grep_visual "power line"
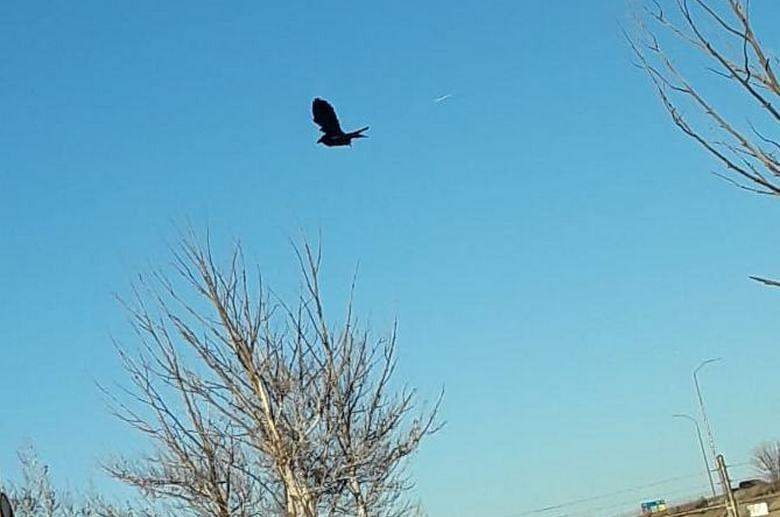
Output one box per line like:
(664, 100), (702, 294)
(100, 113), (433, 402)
(503, 471), (705, 517)
(502, 460), (753, 517)
(590, 484), (713, 515)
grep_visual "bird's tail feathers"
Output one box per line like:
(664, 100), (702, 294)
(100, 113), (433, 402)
(348, 126), (369, 138)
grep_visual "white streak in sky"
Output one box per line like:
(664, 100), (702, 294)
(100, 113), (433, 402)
(433, 94), (453, 103)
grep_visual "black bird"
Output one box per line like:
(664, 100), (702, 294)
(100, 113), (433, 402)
(1, 492), (14, 517)
(312, 98), (368, 147)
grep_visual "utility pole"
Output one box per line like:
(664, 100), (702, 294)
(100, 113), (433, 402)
(673, 414), (716, 497)
(716, 454), (740, 517)
(692, 358), (739, 517)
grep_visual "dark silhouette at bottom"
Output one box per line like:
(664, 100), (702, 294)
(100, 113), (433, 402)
(1, 492), (14, 517)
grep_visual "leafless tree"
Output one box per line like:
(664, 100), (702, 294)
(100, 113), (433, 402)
(103, 235), (442, 517)
(2, 446), (147, 517)
(4, 446), (72, 517)
(627, 0), (779, 195)
(752, 441), (780, 482)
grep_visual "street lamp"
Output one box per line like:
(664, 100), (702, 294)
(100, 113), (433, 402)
(692, 358), (741, 517)
(673, 413), (717, 496)
(693, 357), (722, 460)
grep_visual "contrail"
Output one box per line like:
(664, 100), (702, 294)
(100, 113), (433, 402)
(433, 94), (452, 103)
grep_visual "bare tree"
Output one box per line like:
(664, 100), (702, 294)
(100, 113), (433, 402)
(5, 446), (71, 517)
(752, 441), (780, 482)
(627, 0), (779, 195)
(2, 446), (146, 517)
(104, 235), (442, 517)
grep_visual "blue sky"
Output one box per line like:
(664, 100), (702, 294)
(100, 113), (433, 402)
(2, 1), (780, 516)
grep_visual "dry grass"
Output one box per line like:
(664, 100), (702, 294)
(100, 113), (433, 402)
(659, 481), (780, 517)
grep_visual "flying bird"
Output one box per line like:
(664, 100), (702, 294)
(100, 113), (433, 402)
(312, 98), (368, 147)
(433, 94), (452, 103)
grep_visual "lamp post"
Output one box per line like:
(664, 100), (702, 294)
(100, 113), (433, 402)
(692, 358), (740, 517)
(673, 413), (717, 497)
(693, 357), (722, 459)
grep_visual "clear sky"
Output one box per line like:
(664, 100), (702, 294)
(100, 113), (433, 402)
(2, 1), (780, 516)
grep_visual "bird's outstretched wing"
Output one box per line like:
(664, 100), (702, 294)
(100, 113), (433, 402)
(312, 98), (343, 135)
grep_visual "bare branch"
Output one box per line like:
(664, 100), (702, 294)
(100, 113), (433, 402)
(628, 0), (780, 194)
(748, 275), (780, 288)
(105, 233), (442, 516)
(753, 441), (780, 482)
